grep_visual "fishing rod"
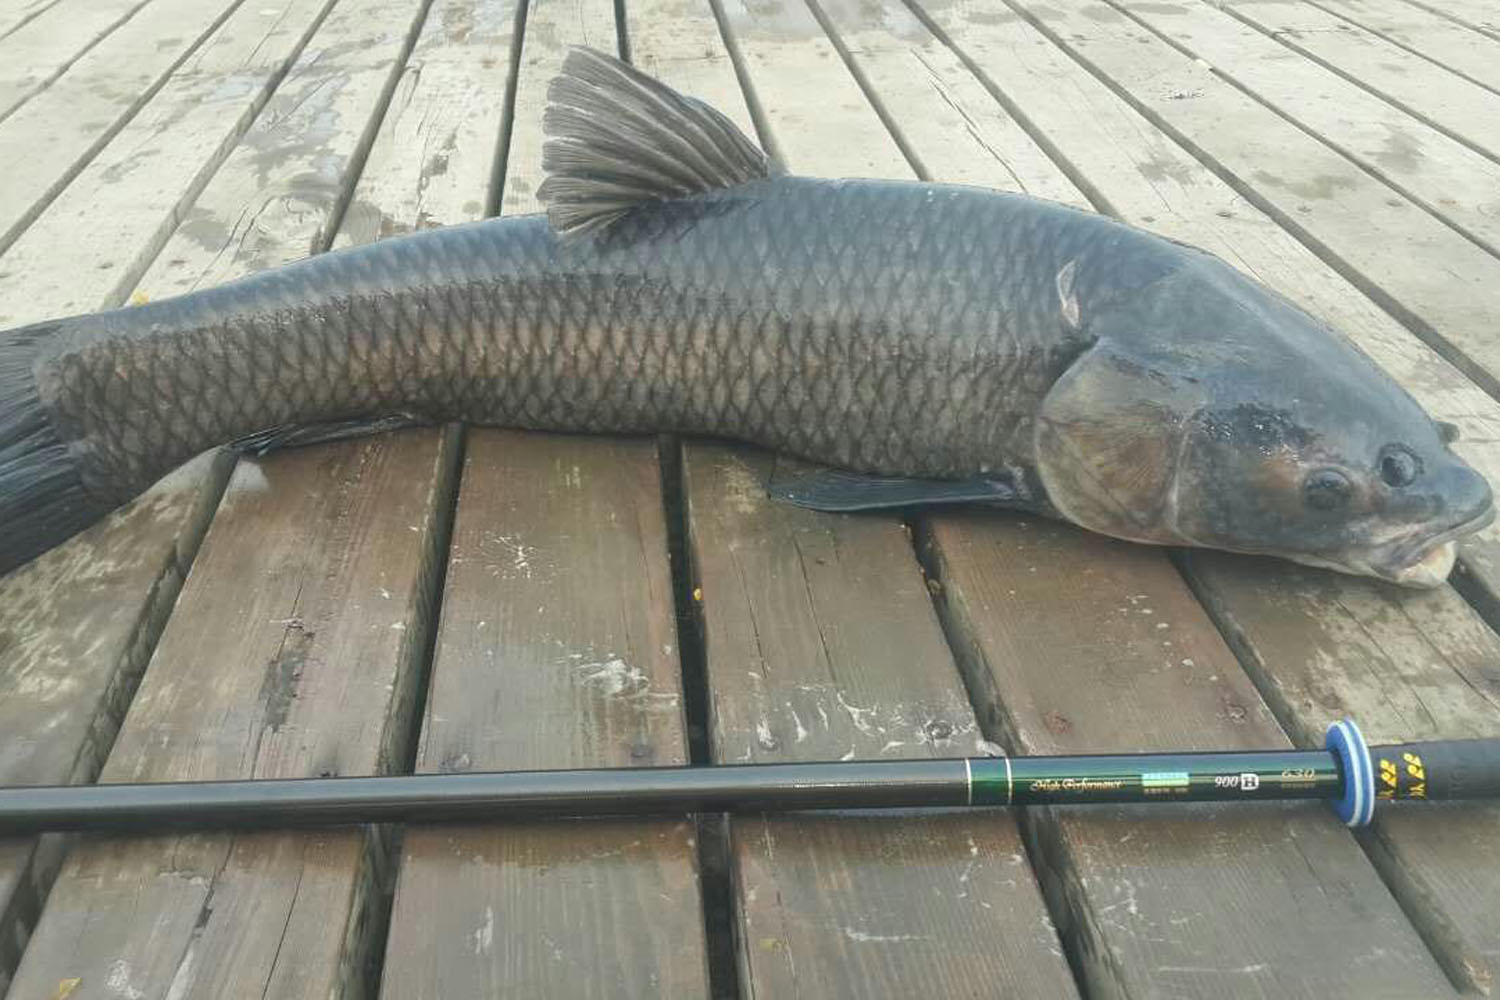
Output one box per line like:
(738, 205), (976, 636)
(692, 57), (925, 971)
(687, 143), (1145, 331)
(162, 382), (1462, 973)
(0, 720), (1494, 835)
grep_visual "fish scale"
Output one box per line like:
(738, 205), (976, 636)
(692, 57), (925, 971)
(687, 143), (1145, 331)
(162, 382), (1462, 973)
(1, 46), (1489, 587)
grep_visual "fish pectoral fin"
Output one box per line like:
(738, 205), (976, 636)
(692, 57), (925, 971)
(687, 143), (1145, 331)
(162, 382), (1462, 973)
(229, 413), (430, 456)
(536, 47), (771, 237)
(768, 465), (1028, 512)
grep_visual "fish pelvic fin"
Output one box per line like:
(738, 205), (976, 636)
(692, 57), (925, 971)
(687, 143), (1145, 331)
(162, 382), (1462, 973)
(538, 46), (770, 237)
(0, 323), (115, 579)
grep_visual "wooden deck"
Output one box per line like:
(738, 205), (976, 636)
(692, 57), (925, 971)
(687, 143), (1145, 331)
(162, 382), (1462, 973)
(0, 0), (1498, 995)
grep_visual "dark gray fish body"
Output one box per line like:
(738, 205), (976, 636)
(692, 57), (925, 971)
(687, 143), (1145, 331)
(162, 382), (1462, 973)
(0, 48), (1491, 585)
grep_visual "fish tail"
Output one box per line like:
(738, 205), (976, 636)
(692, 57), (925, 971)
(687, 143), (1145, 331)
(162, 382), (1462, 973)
(0, 324), (111, 578)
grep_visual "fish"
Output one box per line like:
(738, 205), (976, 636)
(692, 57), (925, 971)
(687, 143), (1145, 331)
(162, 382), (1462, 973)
(0, 47), (1491, 587)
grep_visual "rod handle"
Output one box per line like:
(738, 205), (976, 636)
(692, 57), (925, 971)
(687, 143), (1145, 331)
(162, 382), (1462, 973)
(1370, 739), (1500, 803)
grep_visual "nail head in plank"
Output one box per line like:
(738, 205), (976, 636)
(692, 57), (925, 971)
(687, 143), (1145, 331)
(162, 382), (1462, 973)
(686, 444), (1077, 997)
(921, 513), (1457, 997)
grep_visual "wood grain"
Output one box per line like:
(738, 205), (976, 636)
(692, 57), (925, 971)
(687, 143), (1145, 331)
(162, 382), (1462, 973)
(381, 432), (709, 998)
(0, 0), (149, 119)
(921, 514), (1457, 998)
(1181, 550), (1500, 995)
(1309, 0), (1500, 93)
(685, 446), (1077, 997)
(908, 3), (1500, 986)
(1120, 0), (1500, 250)
(0, 0), (243, 253)
(6, 430), (460, 1000)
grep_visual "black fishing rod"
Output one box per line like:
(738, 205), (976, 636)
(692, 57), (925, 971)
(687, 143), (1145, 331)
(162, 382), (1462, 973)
(0, 720), (1495, 835)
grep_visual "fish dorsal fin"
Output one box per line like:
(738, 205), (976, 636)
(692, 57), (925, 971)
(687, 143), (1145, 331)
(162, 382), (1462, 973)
(538, 46), (770, 236)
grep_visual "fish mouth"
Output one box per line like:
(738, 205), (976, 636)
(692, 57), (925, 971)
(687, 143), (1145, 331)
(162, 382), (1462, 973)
(1279, 502), (1495, 588)
(1374, 503), (1496, 588)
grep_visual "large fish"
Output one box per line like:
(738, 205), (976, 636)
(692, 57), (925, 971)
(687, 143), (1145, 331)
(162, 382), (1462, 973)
(0, 48), (1491, 586)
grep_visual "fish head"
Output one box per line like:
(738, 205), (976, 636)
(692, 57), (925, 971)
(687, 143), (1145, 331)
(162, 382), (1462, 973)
(1034, 256), (1493, 588)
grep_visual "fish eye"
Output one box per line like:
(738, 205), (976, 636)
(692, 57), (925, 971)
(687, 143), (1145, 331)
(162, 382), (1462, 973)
(1379, 446), (1421, 488)
(1305, 469), (1352, 510)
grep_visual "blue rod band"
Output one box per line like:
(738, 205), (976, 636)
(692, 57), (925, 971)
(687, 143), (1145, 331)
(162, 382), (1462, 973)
(1326, 718), (1375, 827)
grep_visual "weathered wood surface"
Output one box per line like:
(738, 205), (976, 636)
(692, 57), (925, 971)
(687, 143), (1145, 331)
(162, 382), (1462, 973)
(1120, 0), (1500, 250)
(495, 0), (618, 217)
(1181, 551), (1500, 995)
(921, 516), (1456, 998)
(0, 0), (341, 978)
(0, 0), (148, 119)
(4, 0), (446, 996)
(375, 2), (710, 994)
(1221, 0), (1500, 160)
(1309, 0), (1500, 93)
(382, 433), (709, 998)
(1402, 0), (1500, 42)
(7, 431), (458, 1000)
(0, 0), (243, 253)
(684, 446), (1077, 997)
(333, 0), (519, 248)
(0, 0), (336, 326)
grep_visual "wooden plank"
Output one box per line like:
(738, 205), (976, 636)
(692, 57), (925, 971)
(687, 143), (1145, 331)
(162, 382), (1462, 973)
(0, 0), (334, 983)
(685, 447), (1078, 996)
(0, 0), (244, 253)
(4, 0), (444, 995)
(624, 0), (757, 139)
(1218, 0), (1500, 164)
(985, 0), (1500, 485)
(920, 515), (1457, 998)
(0, 0), (335, 325)
(0, 0), (150, 120)
(381, 433), (709, 998)
(714, 0), (910, 176)
(1180, 553), (1500, 994)
(813, 0), (1087, 202)
(6, 430), (458, 1000)
(0, 0), (62, 44)
(333, 0), (520, 249)
(1309, 0), (1500, 94)
(496, 0), (617, 216)
(911, 3), (1500, 988)
(1403, 0), (1500, 43)
(680, 7), (1077, 990)
(134, 0), (426, 297)
(375, 2), (709, 994)
(1115, 0), (1500, 257)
